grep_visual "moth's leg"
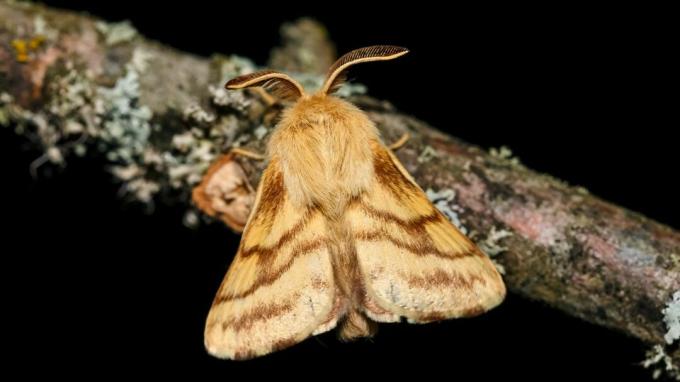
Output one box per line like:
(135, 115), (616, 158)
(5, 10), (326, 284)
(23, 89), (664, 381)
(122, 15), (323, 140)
(388, 132), (410, 151)
(230, 147), (266, 161)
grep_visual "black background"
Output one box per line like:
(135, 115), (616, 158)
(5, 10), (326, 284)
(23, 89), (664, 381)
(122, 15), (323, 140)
(5, 1), (676, 380)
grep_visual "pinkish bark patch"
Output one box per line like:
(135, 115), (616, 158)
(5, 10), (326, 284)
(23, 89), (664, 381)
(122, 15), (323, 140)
(59, 29), (104, 74)
(452, 171), (487, 213)
(581, 234), (618, 260)
(496, 204), (569, 247)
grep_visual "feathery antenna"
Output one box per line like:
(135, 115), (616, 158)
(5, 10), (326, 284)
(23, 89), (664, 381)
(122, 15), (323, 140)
(321, 45), (409, 95)
(225, 70), (305, 101)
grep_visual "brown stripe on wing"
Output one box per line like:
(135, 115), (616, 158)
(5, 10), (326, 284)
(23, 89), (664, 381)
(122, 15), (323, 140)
(347, 196), (480, 260)
(372, 143), (420, 197)
(404, 269), (489, 289)
(248, 165), (285, 225)
(212, 159), (328, 303)
(355, 200), (443, 230)
(214, 238), (328, 303)
(240, 209), (317, 260)
(220, 299), (295, 332)
(354, 230), (480, 260)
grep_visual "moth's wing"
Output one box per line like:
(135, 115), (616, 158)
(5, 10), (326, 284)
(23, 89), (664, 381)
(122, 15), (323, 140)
(349, 143), (506, 323)
(204, 157), (342, 360)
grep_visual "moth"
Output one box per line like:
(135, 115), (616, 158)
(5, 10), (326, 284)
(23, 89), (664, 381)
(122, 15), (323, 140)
(203, 46), (506, 360)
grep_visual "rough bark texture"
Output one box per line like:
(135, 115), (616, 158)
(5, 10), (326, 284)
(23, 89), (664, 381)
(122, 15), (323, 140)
(1, 1), (678, 372)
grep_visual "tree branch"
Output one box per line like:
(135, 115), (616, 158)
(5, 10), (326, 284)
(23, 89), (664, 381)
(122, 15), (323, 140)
(1, 1), (678, 372)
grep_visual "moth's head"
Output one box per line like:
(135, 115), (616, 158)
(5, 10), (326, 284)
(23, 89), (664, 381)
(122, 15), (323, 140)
(224, 45), (408, 108)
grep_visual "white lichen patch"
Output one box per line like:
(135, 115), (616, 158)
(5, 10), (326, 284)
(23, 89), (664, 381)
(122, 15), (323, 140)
(171, 131), (196, 153)
(218, 55), (256, 83)
(5, 54), (274, 222)
(489, 145), (522, 167)
(479, 226), (513, 257)
(0, 93), (13, 126)
(95, 20), (138, 45)
(3, 64), (99, 174)
(478, 227), (513, 274)
(335, 82), (368, 98)
(47, 63), (96, 134)
(183, 209), (200, 228)
(418, 145), (439, 164)
(33, 15), (58, 40)
(111, 163), (142, 181)
(129, 47), (153, 73)
(123, 177), (160, 204)
(643, 344), (680, 380)
(184, 104), (215, 124)
(254, 125), (268, 140)
(426, 188), (467, 234)
(209, 85), (250, 112)
(664, 290), (680, 345)
(263, 71), (367, 98)
(95, 67), (152, 164)
(164, 129), (217, 189)
(46, 146), (63, 164)
(641, 291), (680, 380)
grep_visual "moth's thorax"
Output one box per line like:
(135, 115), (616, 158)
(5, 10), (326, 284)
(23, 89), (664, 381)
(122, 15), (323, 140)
(267, 95), (379, 215)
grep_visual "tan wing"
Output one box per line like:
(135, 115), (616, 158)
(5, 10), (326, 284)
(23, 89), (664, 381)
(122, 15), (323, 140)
(348, 142), (506, 323)
(204, 157), (342, 360)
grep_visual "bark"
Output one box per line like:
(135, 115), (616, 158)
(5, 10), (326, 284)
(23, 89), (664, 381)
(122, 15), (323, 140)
(1, 1), (678, 370)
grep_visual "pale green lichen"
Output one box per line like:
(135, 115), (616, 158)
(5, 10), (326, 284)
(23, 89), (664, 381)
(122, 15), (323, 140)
(183, 209), (200, 228)
(334, 82), (367, 98)
(183, 104), (215, 124)
(164, 124), (216, 189)
(2, 61), (99, 174)
(4, 50), (362, 220)
(0, 93), (12, 126)
(642, 291), (680, 380)
(477, 227), (513, 274)
(670, 253), (680, 269)
(489, 145), (522, 167)
(93, 56), (162, 202)
(95, 65), (152, 163)
(254, 125), (268, 140)
(33, 14), (58, 40)
(129, 48), (153, 73)
(95, 20), (138, 45)
(418, 145), (439, 163)
(643, 345), (680, 380)
(426, 188), (467, 234)
(285, 72), (367, 98)
(209, 85), (250, 112)
(664, 290), (680, 344)
(479, 226), (513, 257)
(217, 55), (257, 83)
